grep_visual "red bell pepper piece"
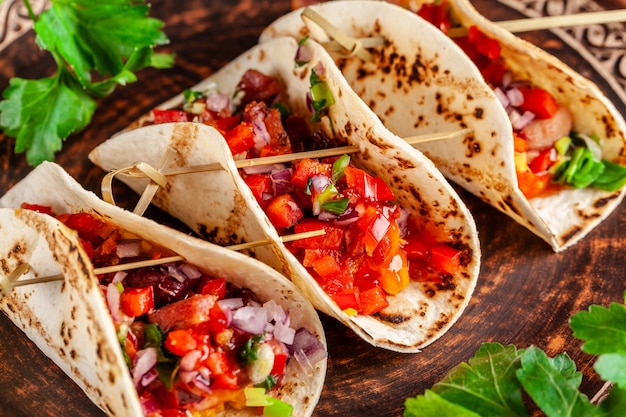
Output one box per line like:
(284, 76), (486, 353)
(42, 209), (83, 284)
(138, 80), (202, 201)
(20, 203), (53, 215)
(224, 121), (256, 155)
(519, 87), (559, 119)
(206, 351), (230, 375)
(517, 170), (552, 198)
(152, 109), (191, 124)
(331, 289), (360, 311)
(268, 339), (288, 375)
(243, 174), (273, 204)
(292, 218), (344, 250)
(529, 148), (556, 173)
(344, 166), (394, 202)
(265, 194), (304, 228)
(164, 329), (198, 357)
(290, 158), (332, 189)
(199, 277), (227, 299)
(358, 286), (389, 316)
(120, 286), (155, 318)
(429, 243), (462, 275)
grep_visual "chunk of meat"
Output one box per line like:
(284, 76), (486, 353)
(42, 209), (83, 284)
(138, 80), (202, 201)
(148, 294), (215, 331)
(521, 106), (573, 150)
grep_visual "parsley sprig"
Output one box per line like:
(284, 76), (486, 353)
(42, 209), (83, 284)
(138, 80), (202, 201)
(0, 0), (174, 166)
(404, 294), (626, 416)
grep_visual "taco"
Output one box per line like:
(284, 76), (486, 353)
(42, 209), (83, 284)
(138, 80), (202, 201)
(0, 161), (327, 417)
(89, 36), (480, 352)
(259, 0), (626, 251)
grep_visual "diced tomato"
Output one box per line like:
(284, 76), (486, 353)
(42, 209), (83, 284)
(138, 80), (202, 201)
(355, 205), (391, 256)
(147, 410), (188, 417)
(290, 158), (332, 189)
(199, 277), (227, 299)
(519, 87), (559, 119)
(211, 370), (239, 390)
(430, 243), (462, 275)
(57, 212), (105, 241)
(358, 286), (389, 316)
(292, 218), (344, 250)
(164, 329), (198, 356)
(528, 148), (556, 173)
(517, 170), (552, 198)
(79, 238), (95, 260)
(124, 331), (139, 361)
(224, 121), (256, 155)
(369, 222), (401, 271)
(402, 238), (429, 261)
(208, 115), (241, 135)
(514, 133), (529, 153)
(244, 174), (273, 204)
(152, 109), (191, 124)
(331, 289), (360, 311)
(268, 339), (288, 375)
(265, 194), (304, 228)
(417, 0), (452, 33)
(20, 203), (53, 215)
(344, 166), (394, 201)
(302, 248), (340, 267)
(206, 351), (230, 375)
(120, 286), (155, 317)
(310, 254), (342, 280)
(206, 303), (228, 337)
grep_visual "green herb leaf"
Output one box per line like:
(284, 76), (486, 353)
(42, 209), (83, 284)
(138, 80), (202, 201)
(404, 390), (482, 417)
(238, 335), (263, 366)
(332, 154), (350, 183)
(309, 68), (335, 122)
(516, 346), (600, 417)
(0, 0), (173, 166)
(431, 342), (528, 417)
(0, 71), (96, 166)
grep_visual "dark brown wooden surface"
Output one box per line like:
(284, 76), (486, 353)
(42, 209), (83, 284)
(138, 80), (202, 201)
(1, 1), (625, 416)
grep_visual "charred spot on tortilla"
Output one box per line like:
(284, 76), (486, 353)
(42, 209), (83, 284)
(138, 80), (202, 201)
(473, 107), (484, 119)
(562, 227), (582, 244)
(594, 193), (620, 208)
(374, 311), (409, 324)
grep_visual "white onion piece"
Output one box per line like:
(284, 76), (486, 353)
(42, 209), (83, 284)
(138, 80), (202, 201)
(111, 271), (127, 284)
(206, 92), (230, 114)
(273, 320), (296, 345)
(218, 297), (244, 311)
(106, 283), (122, 324)
(511, 110), (536, 131)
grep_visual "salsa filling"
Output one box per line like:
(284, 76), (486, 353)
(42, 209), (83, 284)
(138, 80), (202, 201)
(146, 65), (466, 317)
(21, 203), (325, 417)
(413, 0), (626, 198)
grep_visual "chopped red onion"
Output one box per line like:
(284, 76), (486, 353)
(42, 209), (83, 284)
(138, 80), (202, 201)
(332, 207), (359, 227)
(242, 163), (287, 175)
(111, 271), (127, 284)
(206, 92), (230, 114)
(273, 320), (296, 345)
(166, 263), (187, 283)
(271, 168), (294, 195)
(506, 87), (524, 107)
(132, 347), (157, 387)
(510, 110), (536, 131)
(289, 328), (326, 369)
(313, 61), (326, 78)
(106, 283), (122, 324)
(180, 350), (202, 372)
(218, 297), (244, 311)
(295, 43), (312, 64)
(317, 211), (338, 221)
(493, 87), (510, 108)
(232, 305), (267, 335)
(179, 263), (202, 280)
(116, 240), (141, 259)
(263, 299), (286, 324)
(140, 368), (159, 387)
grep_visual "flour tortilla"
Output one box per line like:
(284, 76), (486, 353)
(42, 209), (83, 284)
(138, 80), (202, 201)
(259, 0), (626, 251)
(89, 36), (480, 352)
(0, 161), (327, 417)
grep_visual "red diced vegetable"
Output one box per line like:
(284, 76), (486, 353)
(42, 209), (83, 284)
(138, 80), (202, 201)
(529, 148), (556, 173)
(265, 194), (304, 228)
(20, 203), (53, 215)
(292, 218), (344, 250)
(244, 174), (273, 204)
(430, 244), (462, 275)
(200, 277), (227, 299)
(290, 158), (332, 188)
(519, 87), (559, 119)
(269, 339), (288, 375)
(120, 286), (155, 317)
(344, 166), (394, 201)
(152, 109), (191, 124)
(331, 289), (360, 311)
(164, 329), (197, 356)
(358, 286), (389, 316)
(224, 121), (256, 155)
(206, 351), (230, 375)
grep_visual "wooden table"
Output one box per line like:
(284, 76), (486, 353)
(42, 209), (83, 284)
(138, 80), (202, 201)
(1, 0), (624, 415)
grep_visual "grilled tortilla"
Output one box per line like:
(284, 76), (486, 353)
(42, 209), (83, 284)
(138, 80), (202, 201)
(89, 36), (480, 353)
(0, 161), (327, 416)
(260, 0), (626, 251)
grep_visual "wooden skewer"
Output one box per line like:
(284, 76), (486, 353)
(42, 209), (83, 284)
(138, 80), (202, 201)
(3, 230), (325, 291)
(447, 9), (626, 38)
(115, 128), (472, 179)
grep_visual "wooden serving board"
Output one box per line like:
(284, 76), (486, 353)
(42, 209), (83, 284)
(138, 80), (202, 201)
(0, 0), (624, 415)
